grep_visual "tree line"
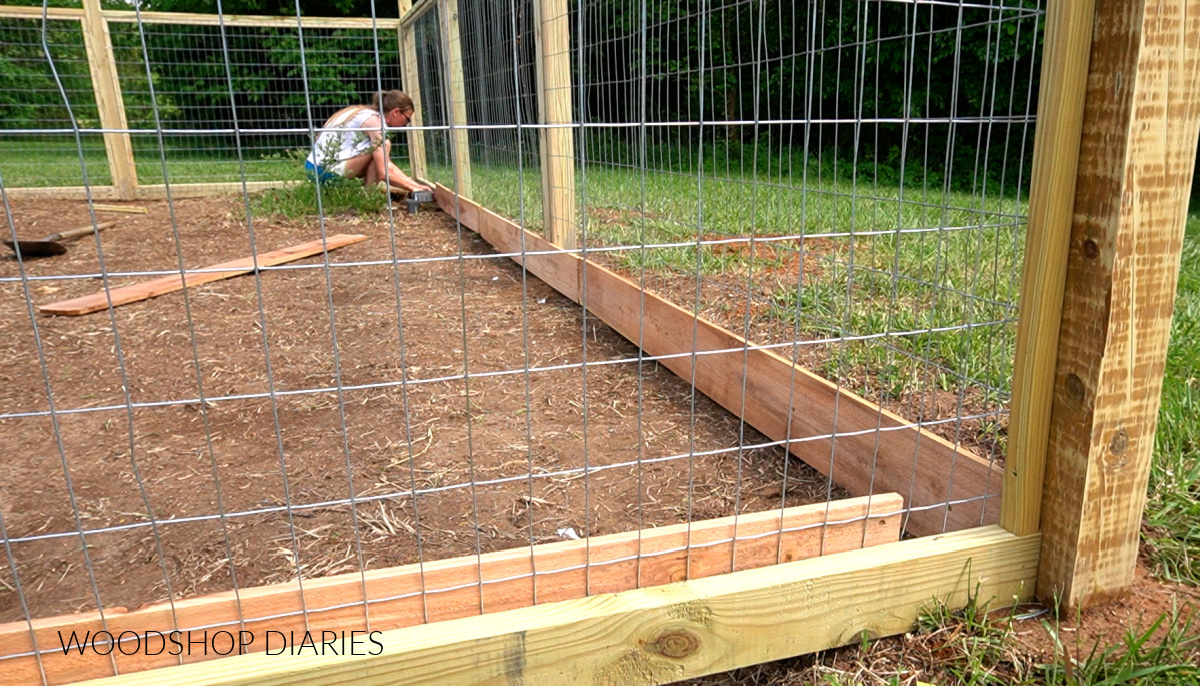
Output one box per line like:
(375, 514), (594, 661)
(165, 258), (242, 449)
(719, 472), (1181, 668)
(0, 0), (1044, 193)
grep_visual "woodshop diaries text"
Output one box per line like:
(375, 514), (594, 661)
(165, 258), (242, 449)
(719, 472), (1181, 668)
(55, 629), (385, 657)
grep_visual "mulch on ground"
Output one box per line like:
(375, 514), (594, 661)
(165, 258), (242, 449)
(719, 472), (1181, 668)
(0, 196), (834, 621)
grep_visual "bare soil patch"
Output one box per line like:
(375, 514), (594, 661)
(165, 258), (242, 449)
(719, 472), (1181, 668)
(0, 196), (836, 622)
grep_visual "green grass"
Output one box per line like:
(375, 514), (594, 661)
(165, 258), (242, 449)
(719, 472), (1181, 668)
(250, 174), (390, 219)
(1146, 214), (1200, 586)
(456, 158), (1024, 406)
(1039, 605), (1199, 685)
(912, 592), (1199, 686)
(0, 137), (296, 187)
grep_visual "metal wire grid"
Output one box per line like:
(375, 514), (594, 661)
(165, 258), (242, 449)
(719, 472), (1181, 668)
(0, 16), (108, 188)
(559, 0), (1039, 459)
(0, 14), (409, 187)
(0, 0), (1041, 678)
(108, 21), (407, 185)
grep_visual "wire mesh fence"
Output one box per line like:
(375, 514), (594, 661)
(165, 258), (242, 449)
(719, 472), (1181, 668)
(0, 0), (1042, 682)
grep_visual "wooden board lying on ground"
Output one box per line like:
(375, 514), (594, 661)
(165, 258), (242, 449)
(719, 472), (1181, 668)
(79, 526), (1040, 686)
(0, 495), (901, 686)
(38, 234), (368, 316)
(434, 187), (1004, 537)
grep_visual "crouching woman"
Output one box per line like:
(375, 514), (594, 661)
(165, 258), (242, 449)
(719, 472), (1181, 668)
(304, 90), (430, 194)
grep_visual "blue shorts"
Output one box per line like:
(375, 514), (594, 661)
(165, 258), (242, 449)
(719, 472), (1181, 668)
(305, 159), (346, 184)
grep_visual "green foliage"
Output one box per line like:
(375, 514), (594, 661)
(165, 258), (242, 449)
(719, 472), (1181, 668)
(1039, 605), (1199, 685)
(910, 591), (1200, 686)
(250, 172), (389, 219)
(1147, 214), (1200, 586)
(582, 0), (1043, 195)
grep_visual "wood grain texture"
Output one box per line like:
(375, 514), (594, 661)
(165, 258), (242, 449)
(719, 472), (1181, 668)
(0, 496), (899, 685)
(534, 0), (577, 249)
(76, 527), (1039, 686)
(1003, 0), (1097, 536)
(82, 0), (138, 200)
(438, 0), (472, 198)
(37, 234), (368, 316)
(1038, 0), (1200, 608)
(435, 186), (1004, 537)
(397, 1), (427, 181)
(102, 10), (400, 28)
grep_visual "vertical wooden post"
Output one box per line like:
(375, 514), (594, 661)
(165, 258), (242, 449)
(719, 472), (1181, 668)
(534, 0), (577, 248)
(1019, 0), (1200, 609)
(1003, 0), (1097, 537)
(397, 0), (427, 182)
(437, 0), (472, 198)
(81, 0), (137, 199)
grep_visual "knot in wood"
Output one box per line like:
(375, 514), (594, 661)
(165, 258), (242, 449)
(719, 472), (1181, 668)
(1064, 373), (1086, 406)
(1109, 429), (1129, 456)
(648, 630), (700, 659)
(1082, 237), (1101, 259)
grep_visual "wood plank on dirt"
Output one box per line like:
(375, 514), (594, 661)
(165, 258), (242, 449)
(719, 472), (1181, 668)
(0, 495), (901, 686)
(434, 185), (1004, 537)
(37, 234), (368, 316)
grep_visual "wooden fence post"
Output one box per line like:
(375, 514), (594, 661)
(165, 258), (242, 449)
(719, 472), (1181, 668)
(1013, 0), (1200, 609)
(81, 0), (137, 199)
(437, 0), (471, 198)
(534, 0), (576, 249)
(397, 0), (427, 182)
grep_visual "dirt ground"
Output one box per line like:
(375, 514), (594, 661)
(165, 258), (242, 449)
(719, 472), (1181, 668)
(0, 196), (838, 622)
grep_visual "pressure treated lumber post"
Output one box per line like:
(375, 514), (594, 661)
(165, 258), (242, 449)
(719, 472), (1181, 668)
(437, 0), (471, 198)
(1003, 1), (1096, 536)
(1025, 0), (1200, 609)
(81, 0), (137, 200)
(534, 0), (577, 249)
(397, 0), (427, 181)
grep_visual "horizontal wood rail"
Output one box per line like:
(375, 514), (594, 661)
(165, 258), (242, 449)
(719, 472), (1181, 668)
(0, 496), (900, 685)
(0, 5), (402, 29)
(2, 181), (293, 201)
(80, 526), (1039, 686)
(435, 187), (1005, 538)
(399, 0), (436, 28)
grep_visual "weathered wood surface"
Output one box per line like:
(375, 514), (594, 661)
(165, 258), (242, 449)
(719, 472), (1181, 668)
(435, 186), (1004, 537)
(75, 527), (1040, 686)
(0, 496), (899, 685)
(1037, 0), (1200, 608)
(38, 234), (367, 316)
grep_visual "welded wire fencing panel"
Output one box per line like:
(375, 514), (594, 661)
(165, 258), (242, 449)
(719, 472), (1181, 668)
(0, 12), (109, 188)
(108, 19), (406, 185)
(0, 0), (1044, 683)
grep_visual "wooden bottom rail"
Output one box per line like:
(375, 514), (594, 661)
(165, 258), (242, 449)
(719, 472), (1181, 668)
(0, 495), (901, 686)
(433, 187), (1005, 537)
(2, 181), (293, 201)
(79, 526), (1039, 686)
